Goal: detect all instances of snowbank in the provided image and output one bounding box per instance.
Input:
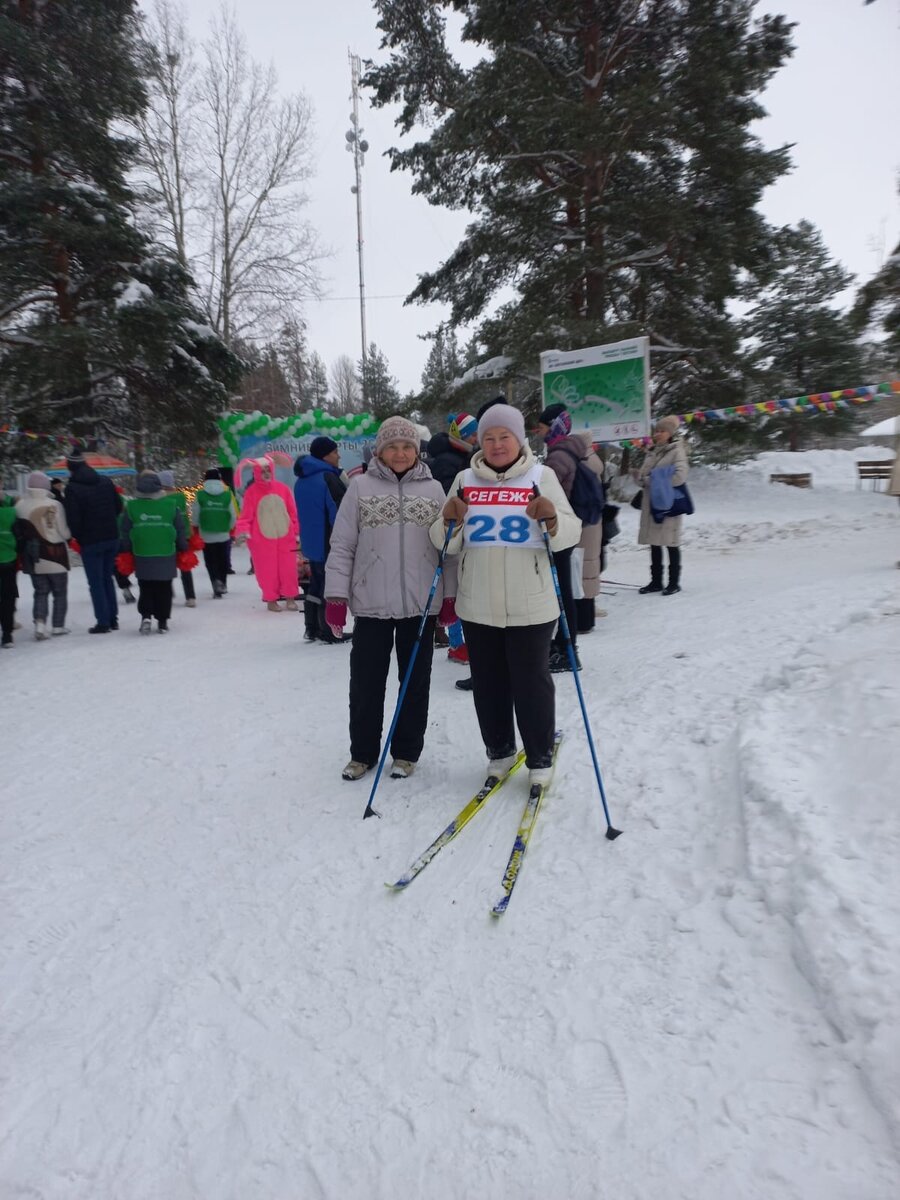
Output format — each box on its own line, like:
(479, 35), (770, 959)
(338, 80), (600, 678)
(2, 449), (898, 1198)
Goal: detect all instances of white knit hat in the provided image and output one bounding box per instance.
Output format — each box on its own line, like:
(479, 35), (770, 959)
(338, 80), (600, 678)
(375, 415), (420, 455)
(476, 403), (526, 446)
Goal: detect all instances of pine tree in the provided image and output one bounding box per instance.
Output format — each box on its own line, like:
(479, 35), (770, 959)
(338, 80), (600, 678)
(307, 352), (329, 407)
(743, 221), (864, 450)
(419, 324), (462, 405)
(851, 226), (900, 369)
(0, 0), (241, 462)
(276, 315), (313, 407)
(367, 0), (794, 411)
(359, 343), (403, 421)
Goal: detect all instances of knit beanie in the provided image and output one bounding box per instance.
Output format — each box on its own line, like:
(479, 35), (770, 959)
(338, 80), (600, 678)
(136, 471), (162, 494)
(157, 469), (175, 488)
(66, 443), (87, 468)
(655, 415), (680, 435)
(546, 410), (573, 445)
(538, 402), (568, 427)
(310, 436), (338, 460)
(27, 471), (53, 490)
(204, 468), (221, 481)
(375, 415), (420, 455)
(476, 403), (526, 447)
(449, 412), (478, 442)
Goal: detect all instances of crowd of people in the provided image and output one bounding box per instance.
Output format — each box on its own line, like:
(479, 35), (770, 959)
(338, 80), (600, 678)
(0, 405), (697, 791)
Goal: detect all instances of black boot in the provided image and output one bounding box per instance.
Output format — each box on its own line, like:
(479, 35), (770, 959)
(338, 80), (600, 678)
(640, 546), (664, 593)
(663, 548), (681, 595)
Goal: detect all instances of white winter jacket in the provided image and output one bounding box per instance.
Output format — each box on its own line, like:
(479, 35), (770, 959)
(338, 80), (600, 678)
(430, 446), (581, 628)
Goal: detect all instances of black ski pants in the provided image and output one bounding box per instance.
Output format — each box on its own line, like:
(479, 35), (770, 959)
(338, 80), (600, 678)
(0, 562), (17, 642)
(202, 542), (230, 591)
(462, 619), (556, 769)
(137, 579), (173, 623)
(349, 615), (435, 766)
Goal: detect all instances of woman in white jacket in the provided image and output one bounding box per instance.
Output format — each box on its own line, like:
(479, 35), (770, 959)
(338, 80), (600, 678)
(433, 404), (581, 786)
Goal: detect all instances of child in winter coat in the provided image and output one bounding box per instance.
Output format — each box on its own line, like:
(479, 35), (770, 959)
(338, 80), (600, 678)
(119, 471), (188, 633)
(325, 415), (456, 782)
(14, 471), (71, 639)
(191, 468), (238, 598)
(432, 404), (581, 787)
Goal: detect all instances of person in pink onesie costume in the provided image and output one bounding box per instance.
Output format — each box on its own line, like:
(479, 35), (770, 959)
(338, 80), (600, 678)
(235, 456), (300, 611)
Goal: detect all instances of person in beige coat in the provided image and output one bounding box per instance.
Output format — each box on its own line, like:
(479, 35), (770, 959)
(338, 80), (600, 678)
(432, 404), (581, 786)
(637, 415), (689, 594)
(14, 471), (72, 638)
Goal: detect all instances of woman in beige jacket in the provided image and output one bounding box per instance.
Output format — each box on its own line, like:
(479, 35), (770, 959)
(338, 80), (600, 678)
(432, 404), (581, 786)
(637, 415), (689, 594)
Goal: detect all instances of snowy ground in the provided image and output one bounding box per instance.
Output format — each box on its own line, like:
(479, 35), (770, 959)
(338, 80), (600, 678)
(2, 448), (899, 1199)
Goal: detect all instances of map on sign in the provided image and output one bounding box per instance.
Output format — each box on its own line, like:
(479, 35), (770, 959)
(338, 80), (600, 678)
(539, 337), (650, 443)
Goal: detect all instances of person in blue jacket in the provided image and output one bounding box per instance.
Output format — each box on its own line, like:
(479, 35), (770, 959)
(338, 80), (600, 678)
(293, 437), (347, 643)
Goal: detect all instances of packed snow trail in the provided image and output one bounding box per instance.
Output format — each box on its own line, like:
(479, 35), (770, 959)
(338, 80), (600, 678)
(2, 460), (899, 1198)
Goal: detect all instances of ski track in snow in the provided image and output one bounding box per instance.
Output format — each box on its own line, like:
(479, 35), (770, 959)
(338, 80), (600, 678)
(2, 457), (899, 1198)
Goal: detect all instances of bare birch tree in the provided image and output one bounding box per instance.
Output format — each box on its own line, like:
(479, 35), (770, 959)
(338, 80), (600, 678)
(329, 355), (361, 414)
(134, 0), (197, 268)
(137, 1), (322, 346)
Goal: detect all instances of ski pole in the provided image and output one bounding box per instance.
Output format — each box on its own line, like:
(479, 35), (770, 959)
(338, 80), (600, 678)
(532, 486), (621, 840)
(363, 520), (457, 820)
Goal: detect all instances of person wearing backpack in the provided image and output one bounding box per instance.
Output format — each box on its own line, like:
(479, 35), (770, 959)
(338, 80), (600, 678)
(536, 404), (594, 672)
(234, 456), (300, 612)
(191, 468), (238, 599)
(14, 471), (72, 639)
(119, 471), (188, 634)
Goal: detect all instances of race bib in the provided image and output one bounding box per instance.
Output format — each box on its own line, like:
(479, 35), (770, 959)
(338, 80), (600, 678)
(460, 465), (545, 549)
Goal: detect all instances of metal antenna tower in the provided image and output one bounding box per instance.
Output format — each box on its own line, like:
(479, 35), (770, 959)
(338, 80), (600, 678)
(346, 52), (369, 401)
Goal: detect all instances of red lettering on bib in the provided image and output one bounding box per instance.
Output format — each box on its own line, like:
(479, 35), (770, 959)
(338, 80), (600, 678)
(463, 486), (531, 507)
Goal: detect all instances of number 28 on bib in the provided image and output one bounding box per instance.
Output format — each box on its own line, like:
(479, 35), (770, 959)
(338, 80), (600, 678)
(459, 466), (545, 549)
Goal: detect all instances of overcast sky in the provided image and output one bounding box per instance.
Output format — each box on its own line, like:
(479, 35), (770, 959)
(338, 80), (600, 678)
(164, 0), (899, 395)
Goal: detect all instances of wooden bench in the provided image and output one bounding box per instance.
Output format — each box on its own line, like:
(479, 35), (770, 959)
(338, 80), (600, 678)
(856, 459), (895, 490)
(769, 472), (812, 488)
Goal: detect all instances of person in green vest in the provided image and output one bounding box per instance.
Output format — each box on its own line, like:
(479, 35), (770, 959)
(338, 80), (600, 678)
(0, 493), (20, 648)
(158, 470), (197, 608)
(119, 471), (187, 634)
(190, 468), (237, 599)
